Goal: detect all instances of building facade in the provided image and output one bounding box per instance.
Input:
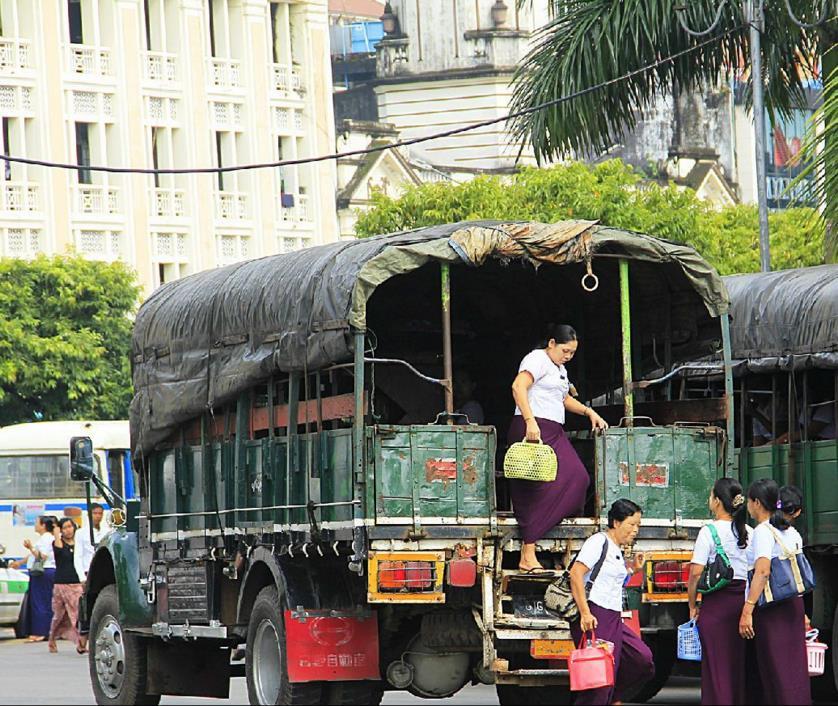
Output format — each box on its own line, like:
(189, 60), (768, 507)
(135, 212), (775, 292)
(0, 0), (337, 292)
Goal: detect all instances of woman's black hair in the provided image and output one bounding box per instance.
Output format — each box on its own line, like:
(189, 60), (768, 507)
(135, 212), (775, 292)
(747, 478), (790, 531)
(713, 477), (748, 549)
(779, 485), (804, 517)
(537, 324), (577, 349)
(58, 517), (77, 534)
(607, 498), (642, 528)
(38, 516), (56, 533)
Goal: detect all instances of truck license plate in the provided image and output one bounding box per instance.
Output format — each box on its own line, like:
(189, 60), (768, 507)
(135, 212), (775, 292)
(530, 639), (575, 660)
(512, 595), (552, 619)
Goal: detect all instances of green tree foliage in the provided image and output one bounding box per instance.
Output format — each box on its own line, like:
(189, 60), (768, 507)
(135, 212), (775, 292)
(353, 160), (824, 275)
(0, 255), (139, 426)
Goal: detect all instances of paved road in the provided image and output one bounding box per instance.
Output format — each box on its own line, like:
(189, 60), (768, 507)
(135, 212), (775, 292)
(0, 628), (699, 705)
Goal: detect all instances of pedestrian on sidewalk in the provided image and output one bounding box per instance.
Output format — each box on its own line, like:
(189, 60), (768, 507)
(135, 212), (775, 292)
(48, 517), (85, 654)
(10, 515), (57, 642)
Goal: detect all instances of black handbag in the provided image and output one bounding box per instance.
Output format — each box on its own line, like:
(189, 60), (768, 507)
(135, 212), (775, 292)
(545, 534), (610, 621)
(697, 524), (734, 594)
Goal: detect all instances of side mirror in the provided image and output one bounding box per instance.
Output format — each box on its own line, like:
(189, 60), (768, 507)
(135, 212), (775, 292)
(70, 436), (95, 481)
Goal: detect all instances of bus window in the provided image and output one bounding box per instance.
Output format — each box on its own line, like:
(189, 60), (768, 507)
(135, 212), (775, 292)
(107, 451), (124, 500)
(0, 455), (80, 499)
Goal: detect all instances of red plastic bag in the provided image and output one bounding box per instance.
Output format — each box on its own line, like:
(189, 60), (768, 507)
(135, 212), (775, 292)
(569, 630), (616, 692)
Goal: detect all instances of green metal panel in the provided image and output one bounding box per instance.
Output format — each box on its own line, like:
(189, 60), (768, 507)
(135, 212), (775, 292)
(320, 429), (354, 525)
(371, 425), (495, 523)
(150, 451), (177, 537)
(598, 426), (723, 520)
(102, 530), (153, 627)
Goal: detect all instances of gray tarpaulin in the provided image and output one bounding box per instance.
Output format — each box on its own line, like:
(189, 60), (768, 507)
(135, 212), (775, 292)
(724, 264), (838, 373)
(130, 220), (728, 455)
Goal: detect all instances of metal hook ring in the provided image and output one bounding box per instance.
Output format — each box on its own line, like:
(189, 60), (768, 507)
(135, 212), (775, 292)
(581, 273), (599, 292)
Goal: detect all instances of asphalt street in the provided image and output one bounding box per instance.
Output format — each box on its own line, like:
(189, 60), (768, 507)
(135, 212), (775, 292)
(0, 628), (701, 705)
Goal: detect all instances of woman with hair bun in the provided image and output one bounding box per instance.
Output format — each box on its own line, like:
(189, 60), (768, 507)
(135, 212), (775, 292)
(741, 478), (810, 705)
(509, 324), (609, 571)
(687, 477), (752, 704)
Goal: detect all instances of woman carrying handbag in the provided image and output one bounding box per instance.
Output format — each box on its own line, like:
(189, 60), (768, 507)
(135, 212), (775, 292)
(687, 478), (752, 705)
(740, 478), (811, 705)
(568, 499), (655, 705)
(508, 325), (608, 571)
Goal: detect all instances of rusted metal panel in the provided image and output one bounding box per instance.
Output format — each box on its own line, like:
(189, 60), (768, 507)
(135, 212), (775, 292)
(250, 393), (367, 432)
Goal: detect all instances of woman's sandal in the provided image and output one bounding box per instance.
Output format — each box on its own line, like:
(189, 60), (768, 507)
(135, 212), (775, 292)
(76, 646), (88, 654)
(48, 642), (58, 654)
(25, 635), (45, 643)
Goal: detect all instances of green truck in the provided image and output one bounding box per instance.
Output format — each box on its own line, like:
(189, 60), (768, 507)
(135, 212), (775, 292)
(74, 221), (737, 705)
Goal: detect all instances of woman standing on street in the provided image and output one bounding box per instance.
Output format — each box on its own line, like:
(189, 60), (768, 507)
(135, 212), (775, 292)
(11, 515), (57, 642)
(569, 499), (655, 706)
(509, 325), (609, 571)
(740, 478), (810, 705)
(48, 517), (86, 654)
(687, 478), (752, 705)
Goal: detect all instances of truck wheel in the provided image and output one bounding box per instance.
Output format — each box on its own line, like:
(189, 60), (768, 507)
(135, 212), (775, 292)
(496, 684), (572, 705)
(88, 585), (160, 706)
(321, 681), (383, 705)
(245, 585), (322, 705)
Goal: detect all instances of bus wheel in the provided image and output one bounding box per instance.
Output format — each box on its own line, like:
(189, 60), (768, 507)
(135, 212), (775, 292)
(245, 585), (323, 706)
(88, 585), (159, 706)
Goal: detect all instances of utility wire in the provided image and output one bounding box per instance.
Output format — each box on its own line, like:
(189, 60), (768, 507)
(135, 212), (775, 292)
(1, 25), (745, 176)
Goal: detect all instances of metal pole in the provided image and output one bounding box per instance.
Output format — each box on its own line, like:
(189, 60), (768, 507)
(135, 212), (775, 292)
(441, 263), (454, 417)
(619, 259), (634, 421)
(747, 0), (771, 272)
(720, 313), (736, 475)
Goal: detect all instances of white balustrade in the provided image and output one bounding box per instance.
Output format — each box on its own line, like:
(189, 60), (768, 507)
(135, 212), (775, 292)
(74, 185), (119, 216)
(215, 191), (247, 221)
(144, 52), (177, 83)
(0, 183), (39, 212)
(0, 39), (30, 72)
(151, 188), (186, 218)
(271, 64), (303, 94)
(208, 58), (241, 89)
(67, 45), (112, 77)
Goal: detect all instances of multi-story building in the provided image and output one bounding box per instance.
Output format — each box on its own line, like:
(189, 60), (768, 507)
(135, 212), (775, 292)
(0, 0), (337, 291)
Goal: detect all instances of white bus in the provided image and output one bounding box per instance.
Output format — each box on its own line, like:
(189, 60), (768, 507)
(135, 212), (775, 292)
(0, 420), (135, 560)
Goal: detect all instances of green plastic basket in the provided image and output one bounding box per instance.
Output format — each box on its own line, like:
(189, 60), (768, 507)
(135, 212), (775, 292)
(503, 440), (558, 482)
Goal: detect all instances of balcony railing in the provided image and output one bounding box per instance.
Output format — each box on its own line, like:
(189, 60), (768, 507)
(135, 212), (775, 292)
(271, 64), (303, 94)
(144, 51), (177, 83)
(74, 185), (119, 216)
(150, 187), (185, 218)
(0, 39), (30, 73)
(207, 58), (241, 89)
(279, 194), (312, 224)
(215, 191), (247, 221)
(67, 44), (112, 77)
(0, 182), (39, 212)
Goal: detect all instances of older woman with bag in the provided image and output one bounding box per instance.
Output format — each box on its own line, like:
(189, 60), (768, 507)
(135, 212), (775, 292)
(509, 325), (608, 571)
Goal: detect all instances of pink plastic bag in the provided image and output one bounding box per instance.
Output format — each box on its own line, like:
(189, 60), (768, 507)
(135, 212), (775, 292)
(569, 630), (616, 692)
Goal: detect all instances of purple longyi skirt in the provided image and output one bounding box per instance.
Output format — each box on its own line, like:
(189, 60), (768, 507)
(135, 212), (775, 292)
(507, 416), (589, 543)
(697, 579), (747, 705)
(753, 596), (811, 705)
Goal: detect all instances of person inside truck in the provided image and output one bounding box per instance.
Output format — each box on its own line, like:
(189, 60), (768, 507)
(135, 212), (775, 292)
(453, 368), (484, 425)
(687, 477), (752, 706)
(569, 498), (653, 706)
(509, 324), (609, 571)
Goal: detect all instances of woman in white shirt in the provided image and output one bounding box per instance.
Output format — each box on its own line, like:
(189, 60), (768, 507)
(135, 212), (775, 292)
(687, 478), (752, 705)
(740, 478), (810, 705)
(14, 515), (58, 642)
(569, 499), (654, 705)
(509, 325), (609, 571)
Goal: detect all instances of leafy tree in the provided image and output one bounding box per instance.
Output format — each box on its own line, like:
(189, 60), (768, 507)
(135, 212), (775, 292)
(508, 0), (836, 261)
(0, 255), (139, 426)
(353, 160), (824, 275)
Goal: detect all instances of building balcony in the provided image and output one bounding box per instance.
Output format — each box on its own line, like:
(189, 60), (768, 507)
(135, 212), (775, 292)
(66, 44), (112, 78)
(207, 58), (241, 90)
(73, 184), (119, 217)
(0, 38), (31, 74)
(271, 64), (303, 96)
(150, 187), (186, 219)
(215, 191), (248, 221)
(278, 193), (312, 225)
(0, 182), (39, 214)
(143, 51), (178, 84)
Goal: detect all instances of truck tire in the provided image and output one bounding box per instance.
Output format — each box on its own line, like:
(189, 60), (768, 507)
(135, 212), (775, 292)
(496, 684), (572, 705)
(88, 585), (160, 706)
(245, 585), (323, 705)
(321, 681), (383, 705)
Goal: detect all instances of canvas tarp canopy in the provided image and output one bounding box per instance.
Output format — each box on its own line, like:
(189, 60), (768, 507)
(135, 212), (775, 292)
(130, 220), (728, 455)
(723, 264), (838, 373)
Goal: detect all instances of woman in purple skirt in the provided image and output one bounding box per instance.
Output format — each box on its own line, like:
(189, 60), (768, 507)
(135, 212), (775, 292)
(687, 478), (752, 705)
(569, 499), (655, 705)
(740, 478), (811, 705)
(509, 325), (608, 571)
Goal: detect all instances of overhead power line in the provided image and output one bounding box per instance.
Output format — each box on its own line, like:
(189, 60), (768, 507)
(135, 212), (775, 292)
(1, 25), (745, 176)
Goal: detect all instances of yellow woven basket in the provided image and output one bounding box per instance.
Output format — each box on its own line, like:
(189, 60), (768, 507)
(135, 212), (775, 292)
(503, 440), (558, 482)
